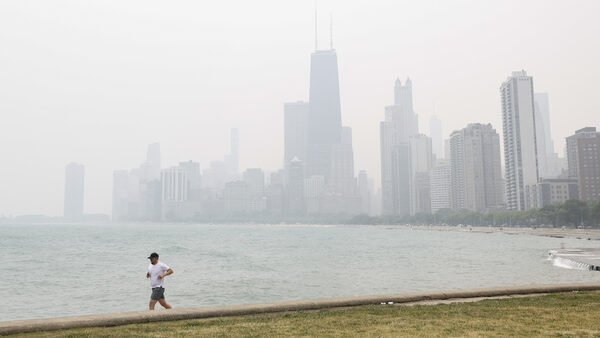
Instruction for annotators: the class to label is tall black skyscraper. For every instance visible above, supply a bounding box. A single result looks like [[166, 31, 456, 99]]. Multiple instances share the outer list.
[[306, 49, 343, 182]]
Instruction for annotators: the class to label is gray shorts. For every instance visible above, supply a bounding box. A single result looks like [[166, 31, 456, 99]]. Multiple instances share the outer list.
[[151, 287, 165, 300]]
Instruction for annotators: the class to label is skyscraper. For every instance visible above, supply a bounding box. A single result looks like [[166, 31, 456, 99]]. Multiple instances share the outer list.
[[534, 93, 554, 154], [142, 143, 161, 181], [284, 101, 309, 166], [566, 127, 598, 179], [286, 157, 305, 214], [306, 49, 342, 181], [429, 115, 443, 160], [380, 78, 419, 216], [501, 70, 539, 210], [64, 162, 84, 219], [450, 124, 503, 212], [430, 159, 451, 213], [409, 134, 433, 215], [357, 170, 372, 215], [534, 93, 554, 178], [304, 175, 325, 214], [329, 126, 355, 195], [449, 131, 465, 210], [566, 127, 600, 202]]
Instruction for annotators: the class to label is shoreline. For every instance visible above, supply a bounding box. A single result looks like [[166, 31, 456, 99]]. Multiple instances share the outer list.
[[373, 224, 600, 241], [2, 283, 600, 335]]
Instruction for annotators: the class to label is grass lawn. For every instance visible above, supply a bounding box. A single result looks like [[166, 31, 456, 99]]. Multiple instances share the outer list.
[[17, 291, 600, 337]]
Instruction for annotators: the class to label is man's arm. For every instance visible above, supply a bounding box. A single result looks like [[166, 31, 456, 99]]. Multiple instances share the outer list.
[[146, 272, 150, 278], [158, 268, 173, 279]]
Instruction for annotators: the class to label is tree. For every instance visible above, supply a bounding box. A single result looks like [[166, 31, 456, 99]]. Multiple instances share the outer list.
[[558, 199, 589, 227], [590, 201, 600, 228], [538, 205, 559, 227]]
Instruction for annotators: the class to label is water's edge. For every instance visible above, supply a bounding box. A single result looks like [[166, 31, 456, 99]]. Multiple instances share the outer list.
[[2, 283, 600, 335]]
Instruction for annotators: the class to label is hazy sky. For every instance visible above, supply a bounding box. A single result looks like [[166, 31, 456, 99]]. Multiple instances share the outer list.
[[1, 0, 599, 216]]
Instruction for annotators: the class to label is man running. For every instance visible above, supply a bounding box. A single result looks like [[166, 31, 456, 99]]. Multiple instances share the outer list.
[[146, 252, 174, 310]]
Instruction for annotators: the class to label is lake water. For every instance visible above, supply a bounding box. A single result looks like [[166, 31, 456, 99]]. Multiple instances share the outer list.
[[2, 223, 600, 322]]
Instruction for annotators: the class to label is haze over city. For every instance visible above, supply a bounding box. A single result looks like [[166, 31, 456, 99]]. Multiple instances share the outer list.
[[1, 0, 599, 216]]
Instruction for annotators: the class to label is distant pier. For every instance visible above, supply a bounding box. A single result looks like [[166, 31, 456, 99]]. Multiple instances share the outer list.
[[549, 248, 600, 271]]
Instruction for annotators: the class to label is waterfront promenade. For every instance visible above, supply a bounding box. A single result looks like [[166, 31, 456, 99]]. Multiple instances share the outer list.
[[3, 283, 600, 335]]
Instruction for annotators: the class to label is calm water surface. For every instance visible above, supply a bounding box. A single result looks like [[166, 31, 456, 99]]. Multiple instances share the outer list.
[[2, 223, 599, 321]]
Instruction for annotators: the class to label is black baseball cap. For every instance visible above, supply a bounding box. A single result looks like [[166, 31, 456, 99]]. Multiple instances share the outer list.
[[147, 252, 159, 259]]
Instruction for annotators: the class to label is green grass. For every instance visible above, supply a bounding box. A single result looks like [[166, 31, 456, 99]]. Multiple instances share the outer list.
[[16, 292, 600, 337]]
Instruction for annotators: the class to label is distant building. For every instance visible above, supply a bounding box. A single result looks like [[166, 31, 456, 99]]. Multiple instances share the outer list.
[[527, 178, 579, 209], [430, 159, 451, 213], [286, 157, 305, 214], [306, 49, 342, 182], [429, 115, 443, 160], [224, 128, 239, 174], [380, 78, 419, 216], [244, 168, 266, 212], [267, 171, 285, 215], [450, 123, 503, 212], [202, 160, 230, 190], [329, 126, 356, 196], [304, 175, 325, 214], [566, 127, 599, 179], [160, 166, 189, 220], [64, 162, 84, 219], [409, 134, 433, 215], [141, 143, 161, 181], [179, 161, 202, 192], [284, 101, 309, 166], [449, 131, 465, 210], [161, 167, 188, 203], [501, 70, 539, 210], [224, 181, 248, 214], [357, 170, 372, 215], [574, 131, 600, 202], [112, 143, 163, 221]]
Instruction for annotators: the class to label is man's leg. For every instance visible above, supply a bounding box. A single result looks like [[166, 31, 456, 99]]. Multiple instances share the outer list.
[[158, 298, 172, 309], [149, 299, 158, 310]]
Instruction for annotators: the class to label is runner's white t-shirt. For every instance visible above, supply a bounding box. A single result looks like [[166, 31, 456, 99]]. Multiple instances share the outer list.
[[148, 261, 170, 288]]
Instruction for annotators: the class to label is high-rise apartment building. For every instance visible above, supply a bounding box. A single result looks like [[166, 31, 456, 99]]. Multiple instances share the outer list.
[[380, 78, 419, 216], [500, 70, 539, 210], [161, 167, 188, 203], [574, 131, 600, 202], [64, 162, 84, 219], [450, 123, 503, 212], [430, 159, 451, 213], [534, 93, 554, 178], [566, 127, 599, 179]]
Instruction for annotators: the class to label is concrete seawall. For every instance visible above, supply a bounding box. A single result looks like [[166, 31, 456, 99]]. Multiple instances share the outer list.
[[2, 283, 600, 335]]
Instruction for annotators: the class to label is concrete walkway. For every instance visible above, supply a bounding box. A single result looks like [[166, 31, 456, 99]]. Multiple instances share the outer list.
[[2, 283, 600, 335]]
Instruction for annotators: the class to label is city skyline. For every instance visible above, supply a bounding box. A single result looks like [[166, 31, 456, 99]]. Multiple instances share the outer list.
[[1, 1, 600, 216]]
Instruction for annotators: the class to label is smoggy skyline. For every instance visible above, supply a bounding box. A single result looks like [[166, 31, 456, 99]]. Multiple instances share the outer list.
[[1, 0, 599, 216]]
